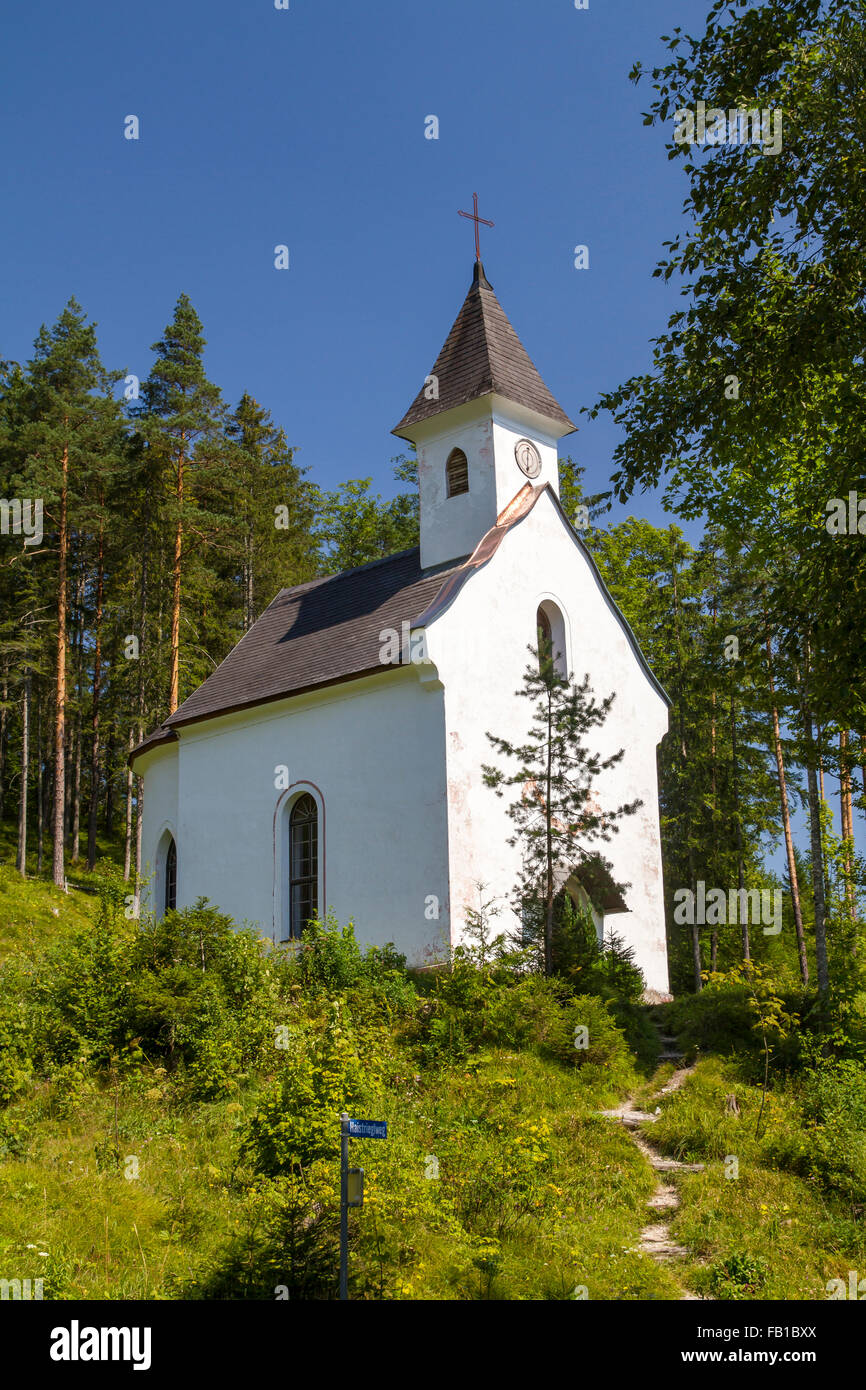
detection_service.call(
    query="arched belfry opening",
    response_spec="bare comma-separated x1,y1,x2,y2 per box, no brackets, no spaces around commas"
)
391,261,576,570
445,447,469,498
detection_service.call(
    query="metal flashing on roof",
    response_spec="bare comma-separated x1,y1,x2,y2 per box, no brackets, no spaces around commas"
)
129,481,669,766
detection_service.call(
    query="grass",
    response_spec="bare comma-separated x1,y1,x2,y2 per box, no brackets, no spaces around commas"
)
645,1058,866,1300
1,868,863,1300
0,1046,685,1301
0,863,94,959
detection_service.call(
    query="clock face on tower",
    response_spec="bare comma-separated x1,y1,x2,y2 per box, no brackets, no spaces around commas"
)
514,438,542,479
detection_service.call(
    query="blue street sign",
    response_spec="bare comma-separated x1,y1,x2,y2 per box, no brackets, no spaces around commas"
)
347,1118,387,1140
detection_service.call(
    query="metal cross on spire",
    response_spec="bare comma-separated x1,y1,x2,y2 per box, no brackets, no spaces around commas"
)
458,191,494,262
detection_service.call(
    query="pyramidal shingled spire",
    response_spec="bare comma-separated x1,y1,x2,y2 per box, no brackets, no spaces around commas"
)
393,262,575,440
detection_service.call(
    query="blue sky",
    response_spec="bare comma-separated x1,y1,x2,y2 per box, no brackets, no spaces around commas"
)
1,0,706,519
1,0,858,865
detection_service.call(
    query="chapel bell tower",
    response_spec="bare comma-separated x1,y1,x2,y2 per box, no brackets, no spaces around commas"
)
392,258,576,571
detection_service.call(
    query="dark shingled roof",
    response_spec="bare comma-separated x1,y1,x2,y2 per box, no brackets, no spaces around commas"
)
148,548,461,741
393,262,575,439
132,726,178,758
129,484,670,767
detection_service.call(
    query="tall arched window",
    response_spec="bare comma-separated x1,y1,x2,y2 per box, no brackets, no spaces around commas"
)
536,607,553,672
289,793,318,939
164,836,177,914
536,601,568,677
445,447,469,497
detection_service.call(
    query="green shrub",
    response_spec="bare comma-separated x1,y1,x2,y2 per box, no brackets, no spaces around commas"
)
177,1169,341,1300
32,885,136,1068
709,1252,770,1299
240,1002,379,1176
409,965,636,1094
579,930,646,1004
0,957,35,1103
287,914,414,1019
765,1051,866,1204
290,914,366,994
550,892,600,983
604,996,661,1073
668,979,756,1057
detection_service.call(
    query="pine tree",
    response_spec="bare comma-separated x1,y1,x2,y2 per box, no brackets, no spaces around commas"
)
18,301,122,885
483,639,641,977
142,295,222,715
220,393,318,630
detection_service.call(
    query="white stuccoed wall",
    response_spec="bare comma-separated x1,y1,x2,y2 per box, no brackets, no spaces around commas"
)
139,744,179,914
414,397,562,570
422,489,671,995
137,666,451,964
137,493,670,992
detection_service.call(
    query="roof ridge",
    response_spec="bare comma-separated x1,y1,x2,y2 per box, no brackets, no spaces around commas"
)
412,482,671,709
276,545,421,600
128,485,669,766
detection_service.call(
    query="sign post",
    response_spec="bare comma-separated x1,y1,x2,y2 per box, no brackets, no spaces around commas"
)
339,1113,388,1300
339,1113,350,1302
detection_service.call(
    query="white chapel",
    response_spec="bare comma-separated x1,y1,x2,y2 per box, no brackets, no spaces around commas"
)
131,259,671,994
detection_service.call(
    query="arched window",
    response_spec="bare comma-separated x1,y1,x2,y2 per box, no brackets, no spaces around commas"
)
289,793,318,939
536,601,568,677
164,836,177,914
536,607,553,672
446,447,469,497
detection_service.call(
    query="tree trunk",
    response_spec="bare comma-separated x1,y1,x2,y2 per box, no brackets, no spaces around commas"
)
104,730,116,837
86,529,105,870
52,442,69,886
37,697,44,875
243,528,253,632
247,531,255,632
817,725,825,802
70,710,81,862
764,625,808,983
730,679,749,961
671,555,701,991
16,673,29,876
130,526,149,887
839,730,857,923
797,653,829,996
0,661,8,822
805,747,829,996
70,566,85,859
123,728,134,881
544,685,554,976
691,920,703,991
689,844,702,992
169,442,185,714
710,597,718,973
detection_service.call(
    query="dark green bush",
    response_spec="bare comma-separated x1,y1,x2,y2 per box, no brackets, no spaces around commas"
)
667,979,756,1058
287,914,413,1017
407,962,635,1089
765,1049,866,1205
709,1252,770,1299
